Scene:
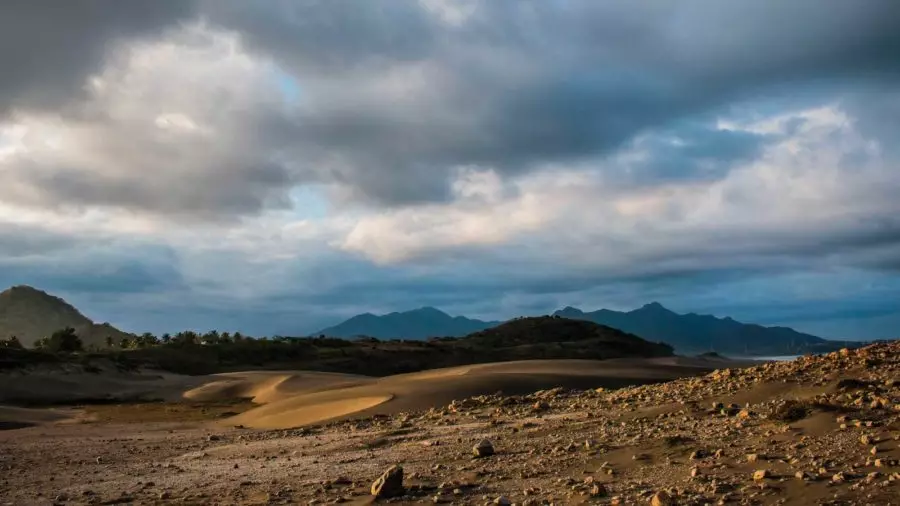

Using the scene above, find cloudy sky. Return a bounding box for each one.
[1,0,899,339]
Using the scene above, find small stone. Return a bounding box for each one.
[589,484,607,497]
[494,496,511,505]
[371,465,404,498]
[753,469,770,481]
[473,439,495,458]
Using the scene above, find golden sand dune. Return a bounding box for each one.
[0,357,737,430]
[228,394,393,429]
[222,358,729,430]
[183,370,371,404]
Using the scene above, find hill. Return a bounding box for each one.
[554,302,852,355]
[315,307,499,339]
[0,285,132,348]
[463,315,673,358]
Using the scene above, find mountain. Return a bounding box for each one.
[315,307,500,339]
[0,285,132,348]
[553,302,848,356]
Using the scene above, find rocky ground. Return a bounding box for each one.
[2,343,900,505]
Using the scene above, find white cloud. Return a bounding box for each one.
[339,102,900,274]
[0,22,297,219]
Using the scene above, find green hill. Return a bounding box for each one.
[0,285,132,348]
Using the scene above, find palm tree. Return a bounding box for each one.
[105,336,114,348]
[139,332,158,347]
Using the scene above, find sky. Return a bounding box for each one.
[1,0,899,339]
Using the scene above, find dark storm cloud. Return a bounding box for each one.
[197,0,900,206]
[620,122,772,183]
[0,223,87,257]
[0,0,196,115]
[0,242,185,295]
[3,0,900,214]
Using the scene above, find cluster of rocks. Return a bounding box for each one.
[353,343,900,505]
[4,343,899,505]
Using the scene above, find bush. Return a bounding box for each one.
[45,327,83,353]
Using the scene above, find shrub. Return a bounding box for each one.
[46,327,83,353]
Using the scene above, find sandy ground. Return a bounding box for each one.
[5,350,897,505]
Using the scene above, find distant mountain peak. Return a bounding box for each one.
[634,301,675,315]
[316,307,499,339]
[557,301,830,355]
[554,306,585,317]
[408,306,449,316]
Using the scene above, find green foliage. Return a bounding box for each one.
[45,327,83,353]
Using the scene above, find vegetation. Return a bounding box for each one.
[1,316,675,377]
[34,327,83,353]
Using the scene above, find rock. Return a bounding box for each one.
[371,465,404,498]
[589,484,607,497]
[533,401,550,411]
[753,470,770,481]
[473,439,495,458]
[494,496,511,505]
[650,491,672,506]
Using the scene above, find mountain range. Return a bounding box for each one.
[317,303,857,356]
[0,284,862,356]
[314,306,500,340]
[0,285,133,348]
[552,302,839,356]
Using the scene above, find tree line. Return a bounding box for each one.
[0,328,356,354]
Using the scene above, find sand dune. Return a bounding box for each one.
[222,358,727,430]
[0,357,736,430]
[183,370,371,404]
